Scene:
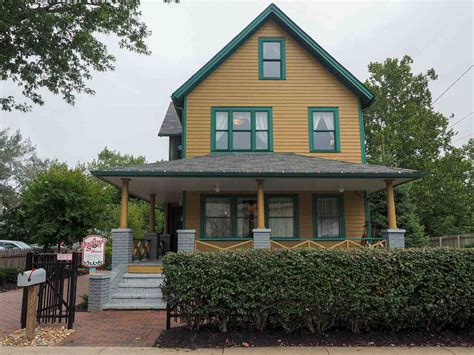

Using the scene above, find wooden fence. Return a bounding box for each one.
[0,249,28,269]
[430,234,474,248]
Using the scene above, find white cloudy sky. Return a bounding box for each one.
[1,0,473,165]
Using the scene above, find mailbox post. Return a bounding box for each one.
[17,268,46,340]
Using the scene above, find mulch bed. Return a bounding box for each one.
[155,325,474,348]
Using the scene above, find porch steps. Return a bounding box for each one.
[103,272,166,310]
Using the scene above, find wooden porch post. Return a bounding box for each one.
[149,193,156,233]
[257,179,265,229]
[119,178,130,229]
[386,179,397,229]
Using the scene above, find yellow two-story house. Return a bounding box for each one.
[93,4,422,256]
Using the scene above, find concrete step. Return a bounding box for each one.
[103,302,166,310]
[121,273,164,286]
[116,284,163,296]
[110,292,166,307]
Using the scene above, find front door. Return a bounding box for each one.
[167,203,182,252]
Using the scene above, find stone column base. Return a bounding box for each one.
[253,229,271,249]
[382,229,406,249]
[88,273,111,311]
[143,232,159,259]
[112,228,133,269]
[177,229,195,252]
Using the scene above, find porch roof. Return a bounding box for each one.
[91,153,422,203]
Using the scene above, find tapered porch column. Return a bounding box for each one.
[386,180,397,229]
[148,193,156,233]
[257,179,265,229]
[119,178,130,229]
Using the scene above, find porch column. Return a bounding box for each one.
[386,180,397,229]
[257,179,265,229]
[148,193,156,233]
[119,178,130,229]
[383,179,406,248]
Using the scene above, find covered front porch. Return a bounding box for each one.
[92,153,422,257]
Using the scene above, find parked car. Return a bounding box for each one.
[0,240,33,250]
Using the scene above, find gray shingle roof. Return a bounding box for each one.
[158,102,182,136]
[91,153,422,179]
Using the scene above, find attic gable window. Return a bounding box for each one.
[308,107,341,152]
[211,107,273,152]
[259,38,286,80]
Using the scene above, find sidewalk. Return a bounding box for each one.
[0,346,472,354]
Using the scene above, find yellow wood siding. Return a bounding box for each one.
[184,191,365,239]
[186,20,362,163]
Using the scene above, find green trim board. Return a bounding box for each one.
[258,37,286,80]
[264,194,299,238]
[312,193,346,238]
[171,3,374,111]
[211,107,273,152]
[182,96,187,159]
[308,107,341,152]
[358,100,367,164]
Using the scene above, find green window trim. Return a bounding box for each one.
[258,37,286,80]
[211,107,273,152]
[312,193,346,238]
[264,194,299,238]
[308,107,341,153]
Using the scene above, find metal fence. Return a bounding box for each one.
[430,234,474,248]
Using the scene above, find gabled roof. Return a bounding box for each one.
[158,102,182,137]
[91,153,421,179]
[171,3,375,113]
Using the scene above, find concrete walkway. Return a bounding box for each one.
[0,346,472,354]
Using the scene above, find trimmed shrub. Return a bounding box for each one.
[162,248,474,333]
[0,267,21,285]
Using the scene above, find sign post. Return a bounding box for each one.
[17,268,46,340]
[81,235,107,270]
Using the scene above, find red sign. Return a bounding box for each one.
[81,235,107,268]
[57,253,73,261]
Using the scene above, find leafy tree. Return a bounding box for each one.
[364,56,472,240]
[21,164,104,248]
[1,1,150,112]
[0,128,48,210]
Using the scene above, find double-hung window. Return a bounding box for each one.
[313,195,345,238]
[212,108,272,151]
[266,196,298,238]
[259,38,285,79]
[309,107,340,152]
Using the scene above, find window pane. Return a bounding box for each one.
[237,197,258,217]
[263,61,281,78]
[206,198,231,217]
[313,131,335,150]
[255,112,268,129]
[216,112,228,129]
[317,217,339,237]
[263,42,281,60]
[256,131,268,150]
[269,198,294,217]
[313,112,335,130]
[317,197,339,218]
[206,218,231,237]
[233,132,251,150]
[233,112,251,130]
[215,132,228,150]
[269,218,293,238]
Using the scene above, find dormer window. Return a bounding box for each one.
[259,38,286,80]
[211,107,273,152]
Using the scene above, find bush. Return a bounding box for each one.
[162,248,474,333]
[0,267,21,285]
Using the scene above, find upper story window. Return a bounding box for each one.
[258,38,286,80]
[211,107,272,152]
[308,107,340,152]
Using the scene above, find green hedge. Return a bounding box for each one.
[162,248,474,333]
[0,267,21,285]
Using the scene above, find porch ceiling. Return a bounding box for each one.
[96,175,416,203]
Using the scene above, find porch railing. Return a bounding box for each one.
[132,239,151,260]
[194,237,386,251]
